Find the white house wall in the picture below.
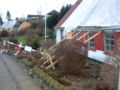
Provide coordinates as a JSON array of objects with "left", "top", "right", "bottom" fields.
[
  {"left": 61, "top": 0, "right": 120, "bottom": 34},
  {"left": 56, "top": 29, "right": 62, "bottom": 43},
  {"left": 88, "top": 50, "right": 109, "bottom": 62}
]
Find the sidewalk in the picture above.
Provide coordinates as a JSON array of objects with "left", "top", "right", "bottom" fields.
[{"left": 0, "top": 54, "right": 42, "bottom": 90}]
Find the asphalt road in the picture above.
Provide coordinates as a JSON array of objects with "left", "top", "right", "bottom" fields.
[{"left": 0, "top": 54, "right": 42, "bottom": 90}]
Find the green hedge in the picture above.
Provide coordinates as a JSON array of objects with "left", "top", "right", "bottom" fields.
[
  {"left": 33, "top": 67, "right": 66, "bottom": 90},
  {"left": 20, "top": 59, "right": 33, "bottom": 68}
]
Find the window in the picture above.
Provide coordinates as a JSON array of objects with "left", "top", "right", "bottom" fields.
[
  {"left": 88, "top": 32, "right": 95, "bottom": 48},
  {"left": 104, "top": 32, "right": 114, "bottom": 51}
]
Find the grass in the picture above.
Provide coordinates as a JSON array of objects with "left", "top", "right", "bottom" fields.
[
  {"left": 17, "top": 36, "right": 27, "bottom": 45},
  {"left": 1, "top": 35, "right": 27, "bottom": 45}
]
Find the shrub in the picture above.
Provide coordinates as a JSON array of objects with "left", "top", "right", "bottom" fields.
[
  {"left": 17, "top": 30, "right": 27, "bottom": 35},
  {"left": 26, "top": 34, "right": 40, "bottom": 49},
  {"left": 55, "top": 39, "right": 88, "bottom": 75},
  {"left": 32, "top": 37, "right": 40, "bottom": 49},
  {"left": 40, "top": 39, "right": 55, "bottom": 49},
  {"left": 0, "top": 38, "right": 2, "bottom": 41},
  {"left": 31, "top": 22, "right": 38, "bottom": 29},
  {"left": 0, "top": 30, "right": 9, "bottom": 37},
  {"left": 95, "top": 64, "right": 117, "bottom": 90}
]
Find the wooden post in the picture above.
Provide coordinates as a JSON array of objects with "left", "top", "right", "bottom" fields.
[
  {"left": 77, "top": 31, "right": 89, "bottom": 40},
  {"left": 84, "top": 31, "right": 101, "bottom": 43},
  {"left": 45, "top": 60, "right": 58, "bottom": 70},
  {"left": 48, "top": 31, "right": 82, "bottom": 51},
  {"left": 42, "top": 55, "right": 55, "bottom": 66},
  {"left": 72, "top": 31, "right": 81, "bottom": 38}
]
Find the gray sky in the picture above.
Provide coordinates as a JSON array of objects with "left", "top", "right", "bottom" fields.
[{"left": 0, "top": 0, "right": 77, "bottom": 20}]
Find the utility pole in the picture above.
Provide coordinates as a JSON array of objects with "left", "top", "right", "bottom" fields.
[{"left": 44, "top": 0, "right": 47, "bottom": 42}]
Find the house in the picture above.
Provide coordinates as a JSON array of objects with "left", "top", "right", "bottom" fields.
[
  {"left": 27, "top": 15, "right": 44, "bottom": 20},
  {"left": 1, "top": 20, "right": 17, "bottom": 32},
  {"left": 18, "top": 21, "right": 31, "bottom": 31},
  {"left": 54, "top": 0, "right": 120, "bottom": 62}
]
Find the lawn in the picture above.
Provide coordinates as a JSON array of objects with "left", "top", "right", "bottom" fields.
[
  {"left": 1, "top": 35, "right": 27, "bottom": 45},
  {"left": 17, "top": 35, "right": 27, "bottom": 45}
]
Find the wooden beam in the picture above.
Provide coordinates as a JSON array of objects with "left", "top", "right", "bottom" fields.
[
  {"left": 77, "top": 31, "right": 89, "bottom": 40},
  {"left": 45, "top": 60, "right": 58, "bottom": 70},
  {"left": 84, "top": 31, "right": 101, "bottom": 43},
  {"left": 72, "top": 31, "right": 81, "bottom": 38},
  {"left": 48, "top": 31, "right": 82, "bottom": 51},
  {"left": 45, "top": 56, "right": 64, "bottom": 70},
  {"left": 47, "top": 53, "right": 55, "bottom": 70},
  {"left": 42, "top": 55, "right": 55, "bottom": 66}
]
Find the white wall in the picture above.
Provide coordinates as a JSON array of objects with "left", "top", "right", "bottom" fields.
[
  {"left": 88, "top": 50, "right": 109, "bottom": 62},
  {"left": 56, "top": 29, "right": 62, "bottom": 43}
]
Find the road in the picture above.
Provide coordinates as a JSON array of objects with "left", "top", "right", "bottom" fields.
[{"left": 0, "top": 54, "right": 42, "bottom": 90}]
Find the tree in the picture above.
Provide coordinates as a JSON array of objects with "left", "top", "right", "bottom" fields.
[
  {"left": 58, "top": 4, "right": 72, "bottom": 20},
  {"left": 47, "top": 11, "right": 59, "bottom": 29},
  {"left": 0, "top": 16, "right": 3, "bottom": 25},
  {"left": 47, "top": 4, "right": 72, "bottom": 29},
  {"left": 46, "top": 4, "right": 72, "bottom": 39},
  {"left": 6, "top": 11, "right": 11, "bottom": 21}
]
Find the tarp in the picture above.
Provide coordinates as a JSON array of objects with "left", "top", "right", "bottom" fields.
[{"left": 61, "top": 0, "right": 120, "bottom": 34}]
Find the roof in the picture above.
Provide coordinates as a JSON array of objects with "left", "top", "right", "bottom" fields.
[
  {"left": 55, "top": 0, "right": 120, "bottom": 31},
  {"left": 54, "top": 0, "right": 83, "bottom": 29},
  {"left": 2, "top": 20, "right": 16, "bottom": 29},
  {"left": 27, "top": 15, "right": 44, "bottom": 20}
]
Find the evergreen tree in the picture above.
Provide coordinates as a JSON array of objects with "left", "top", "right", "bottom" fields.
[
  {"left": 47, "top": 4, "right": 72, "bottom": 29},
  {"left": 59, "top": 4, "right": 72, "bottom": 20},
  {"left": 0, "top": 16, "right": 3, "bottom": 25},
  {"left": 47, "top": 11, "right": 59, "bottom": 29},
  {"left": 6, "top": 11, "right": 11, "bottom": 21},
  {"left": 46, "top": 4, "right": 72, "bottom": 39}
]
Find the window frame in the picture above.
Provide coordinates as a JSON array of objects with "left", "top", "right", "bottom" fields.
[
  {"left": 88, "top": 32, "right": 95, "bottom": 48},
  {"left": 104, "top": 31, "right": 114, "bottom": 51}
]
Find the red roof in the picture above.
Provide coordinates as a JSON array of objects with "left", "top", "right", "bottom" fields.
[{"left": 54, "top": 0, "right": 83, "bottom": 29}]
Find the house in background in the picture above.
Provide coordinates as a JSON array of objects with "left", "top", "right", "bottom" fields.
[
  {"left": 0, "top": 18, "right": 24, "bottom": 32},
  {"left": 54, "top": 0, "right": 120, "bottom": 62},
  {"left": 27, "top": 15, "right": 44, "bottom": 21},
  {"left": 1, "top": 20, "right": 17, "bottom": 32}
]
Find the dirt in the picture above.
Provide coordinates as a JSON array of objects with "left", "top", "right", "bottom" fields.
[{"left": 65, "top": 75, "right": 96, "bottom": 90}]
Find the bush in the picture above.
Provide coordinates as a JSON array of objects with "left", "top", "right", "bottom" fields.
[
  {"left": 55, "top": 39, "right": 88, "bottom": 75},
  {"left": 31, "top": 22, "right": 38, "bottom": 29},
  {"left": 40, "top": 39, "right": 55, "bottom": 49},
  {"left": 0, "top": 30, "right": 9, "bottom": 37},
  {"left": 0, "top": 38, "right": 2, "bottom": 41},
  {"left": 32, "top": 37, "right": 40, "bottom": 49},
  {"left": 26, "top": 34, "right": 40, "bottom": 49},
  {"left": 95, "top": 64, "right": 117, "bottom": 90},
  {"left": 17, "top": 30, "right": 27, "bottom": 35},
  {"left": 9, "top": 31, "right": 16, "bottom": 37}
]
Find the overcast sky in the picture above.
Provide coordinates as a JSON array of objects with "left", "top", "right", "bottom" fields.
[{"left": 0, "top": 0, "right": 77, "bottom": 20}]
